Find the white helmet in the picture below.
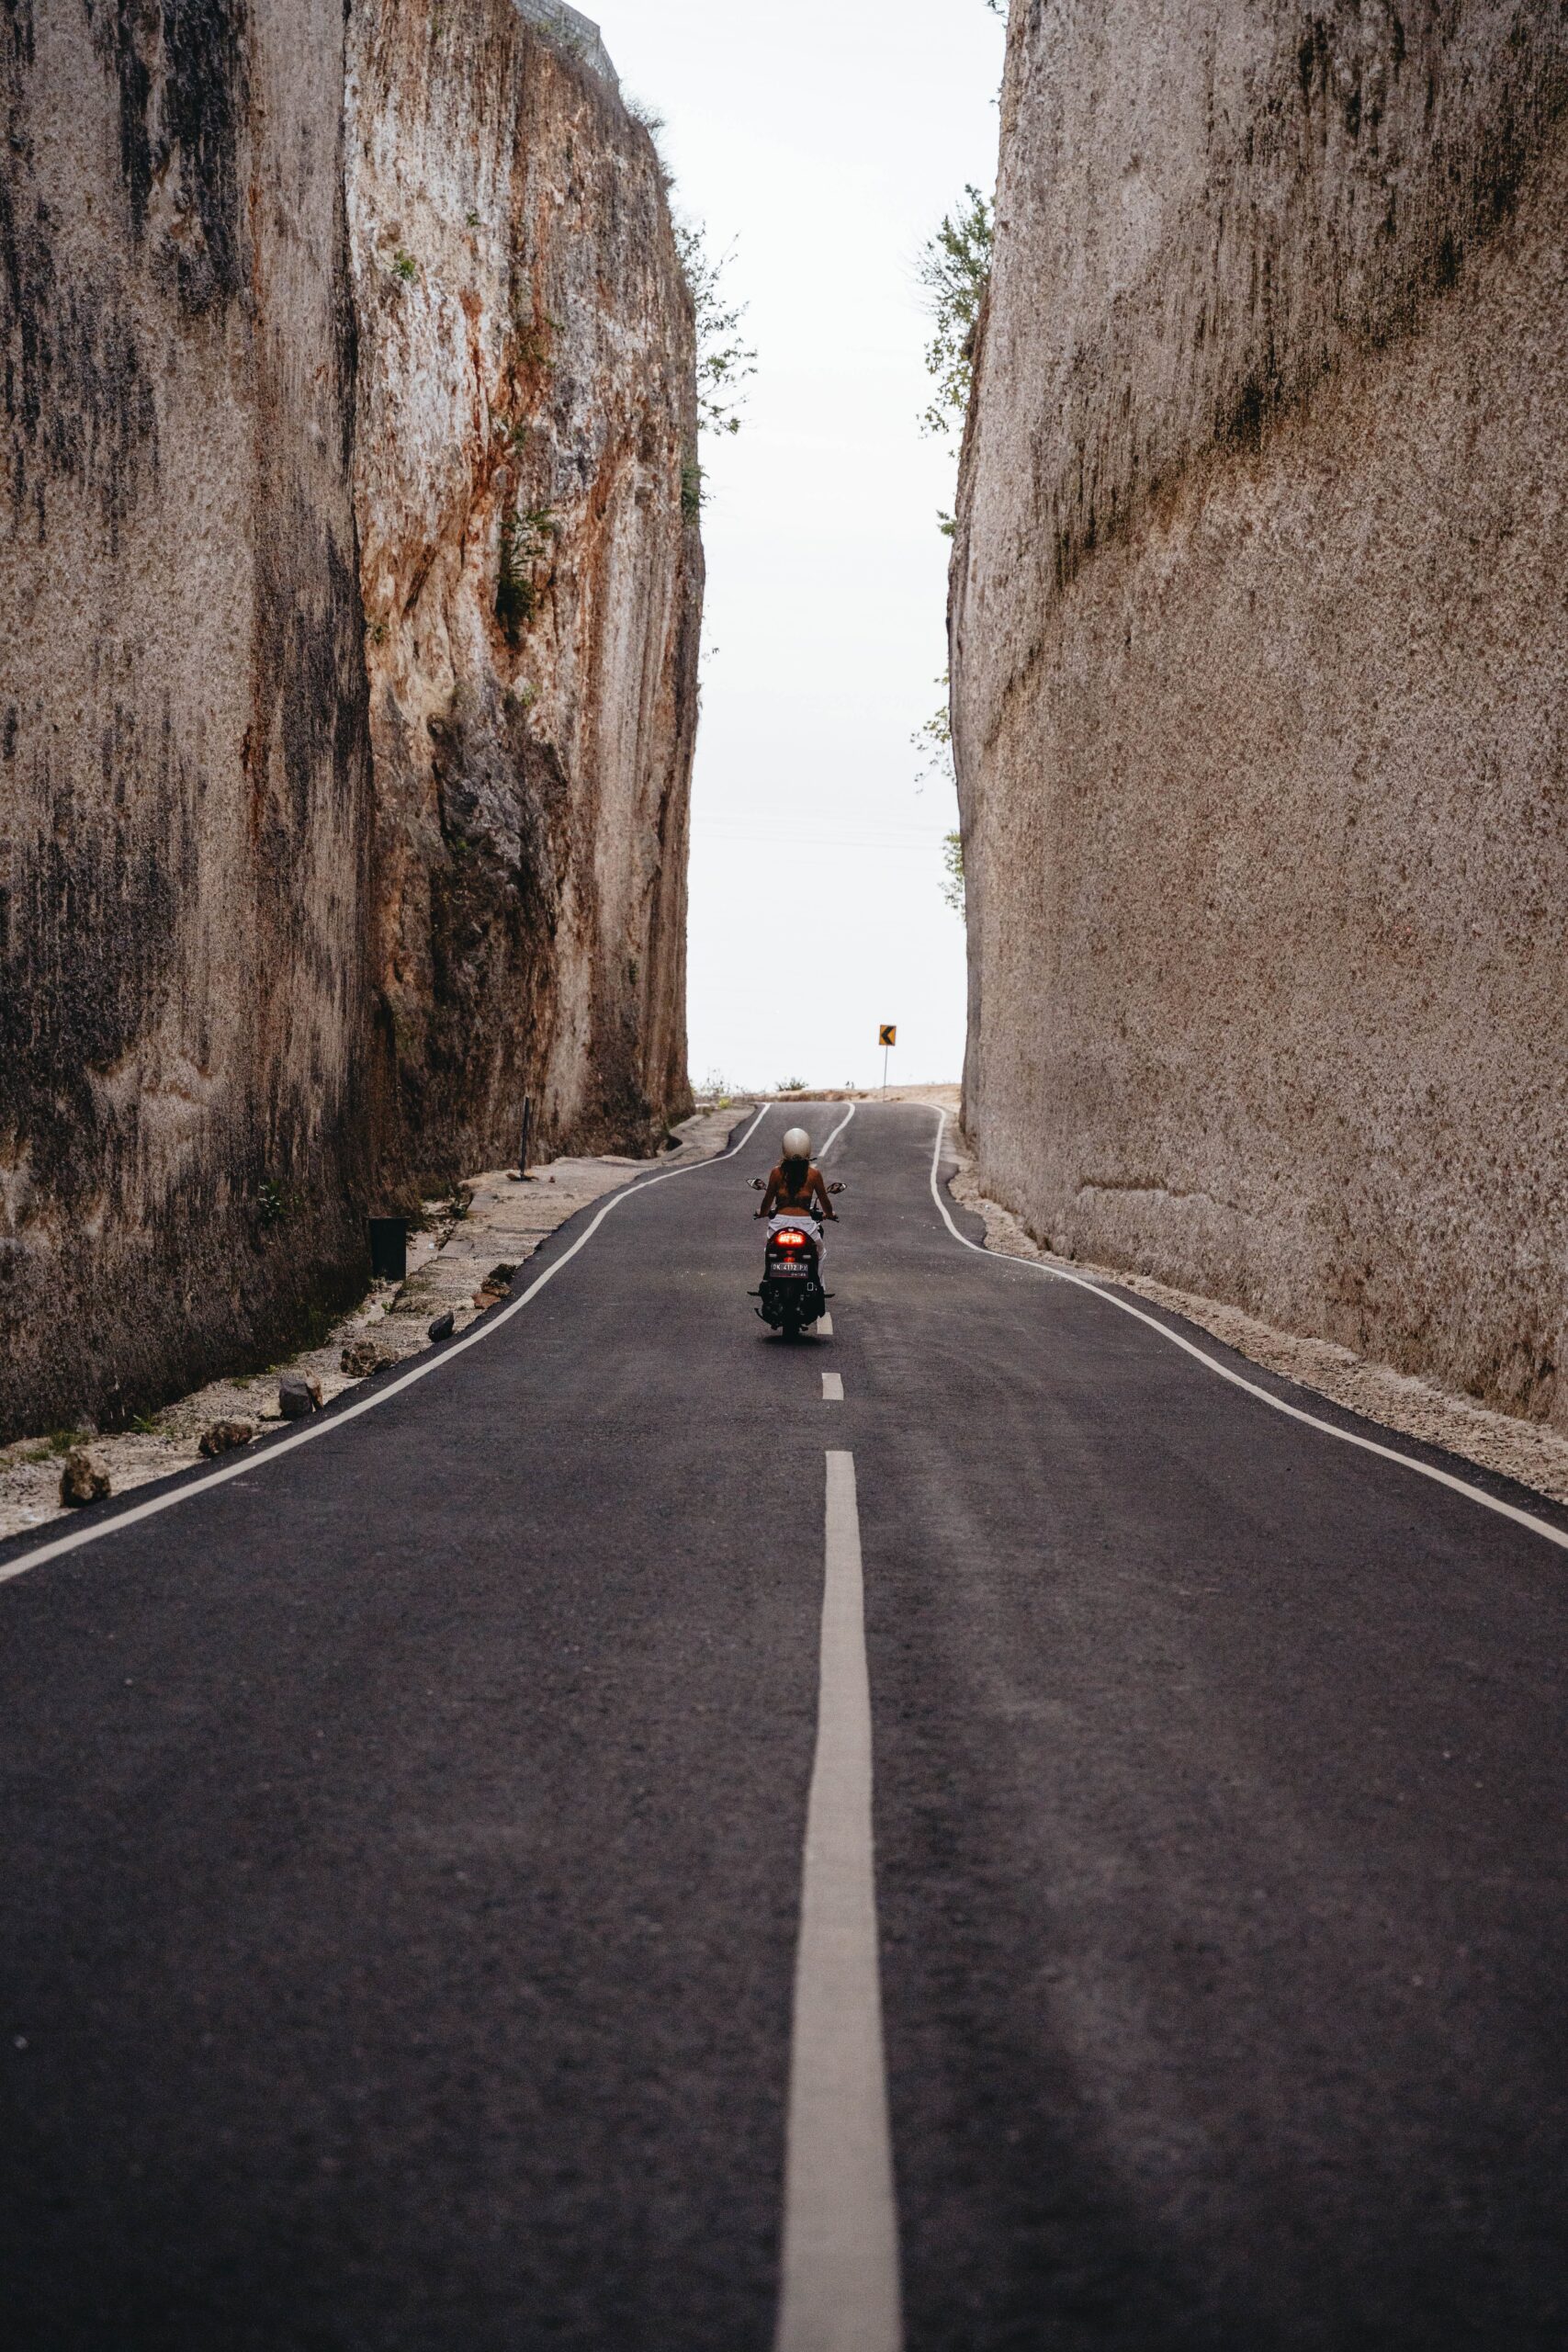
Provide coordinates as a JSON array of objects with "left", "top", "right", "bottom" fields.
[{"left": 783, "top": 1126, "right": 812, "bottom": 1159}]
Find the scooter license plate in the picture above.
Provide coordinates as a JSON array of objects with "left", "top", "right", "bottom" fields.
[{"left": 772, "top": 1263, "right": 807, "bottom": 1278}]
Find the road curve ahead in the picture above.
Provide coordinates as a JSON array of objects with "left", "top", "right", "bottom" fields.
[{"left": 2, "top": 1102, "right": 1565, "bottom": 2351}]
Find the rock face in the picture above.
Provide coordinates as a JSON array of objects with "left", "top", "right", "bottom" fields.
[
  {"left": 0, "top": 0, "right": 373, "bottom": 1444},
  {"left": 0, "top": 0, "right": 699, "bottom": 1443},
  {"left": 953, "top": 1, "right": 1568, "bottom": 1428},
  {"left": 346, "top": 0, "right": 701, "bottom": 1181}
]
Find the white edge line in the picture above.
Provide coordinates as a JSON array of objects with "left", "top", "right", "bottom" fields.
[
  {"left": 927, "top": 1110, "right": 1568, "bottom": 1558},
  {"left": 0, "top": 1104, "right": 776, "bottom": 1587},
  {"left": 818, "top": 1101, "right": 856, "bottom": 1159}
]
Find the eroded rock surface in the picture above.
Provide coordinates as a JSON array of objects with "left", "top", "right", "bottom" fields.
[
  {"left": 0, "top": 0, "right": 700, "bottom": 1442},
  {"left": 346, "top": 0, "right": 701, "bottom": 1182},
  {"left": 953, "top": 1, "right": 1568, "bottom": 1427},
  {"left": 0, "top": 0, "right": 373, "bottom": 1442}
]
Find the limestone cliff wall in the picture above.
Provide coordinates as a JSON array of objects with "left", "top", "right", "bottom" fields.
[
  {"left": 0, "top": 0, "right": 699, "bottom": 1442},
  {"left": 953, "top": 2, "right": 1568, "bottom": 1427},
  {"left": 0, "top": 0, "right": 373, "bottom": 1443},
  {"left": 346, "top": 0, "right": 701, "bottom": 1181}
]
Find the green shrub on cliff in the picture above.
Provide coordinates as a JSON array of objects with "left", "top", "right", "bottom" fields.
[
  {"left": 919, "top": 184, "right": 993, "bottom": 444},
  {"left": 912, "top": 678, "right": 966, "bottom": 917},
  {"left": 942, "top": 831, "right": 965, "bottom": 917},
  {"left": 919, "top": 186, "right": 994, "bottom": 535},
  {"left": 912, "top": 679, "right": 954, "bottom": 792},
  {"left": 675, "top": 219, "right": 756, "bottom": 437}
]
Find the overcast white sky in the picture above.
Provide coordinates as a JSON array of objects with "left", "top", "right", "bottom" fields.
[{"left": 592, "top": 0, "right": 1007, "bottom": 1091}]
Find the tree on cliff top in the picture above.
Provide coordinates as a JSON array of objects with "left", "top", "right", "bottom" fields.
[
  {"left": 625, "top": 93, "right": 755, "bottom": 448},
  {"left": 674, "top": 219, "right": 757, "bottom": 439},
  {"left": 919, "top": 183, "right": 993, "bottom": 447}
]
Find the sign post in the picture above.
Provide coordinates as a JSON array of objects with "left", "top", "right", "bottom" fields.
[
  {"left": 510, "top": 1094, "right": 533, "bottom": 1183},
  {"left": 877, "top": 1024, "right": 897, "bottom": 1098}
]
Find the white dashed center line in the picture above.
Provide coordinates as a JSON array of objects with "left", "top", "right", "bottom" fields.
[
  {"left": 822, "top": 1373, "right": 844, "bottom": 1402},
  {"left": 817, "top": 1313, "right": 833, "bottom": 1336},
  {"left": 774, "top": 1451, "right": 900, "bottom": 2352}
]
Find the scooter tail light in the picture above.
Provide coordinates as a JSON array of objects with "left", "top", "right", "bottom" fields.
[{"left": 773, "top": 1229, "right": 808, "bottom": 1249}]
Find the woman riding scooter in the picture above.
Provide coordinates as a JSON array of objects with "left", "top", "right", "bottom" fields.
[{"left": 757, "top": 1125, "right": 837, "bottom": 1288}]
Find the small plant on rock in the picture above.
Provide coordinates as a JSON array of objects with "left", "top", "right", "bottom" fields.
[
  {"left": 942, "top": 830, "right": 965, "bottom": 917},
  {"left": 24, "top": 1429, "right": 83, "bottom": 1464},
  {"left": 257, "top": 1179, "right": 293, "bottom": 1229},
  {"left": 912, "top": 673, "right": 955, "bottom": 792},
  {"left": 496, "top": 505, "right": 559, "bottom": 645}
]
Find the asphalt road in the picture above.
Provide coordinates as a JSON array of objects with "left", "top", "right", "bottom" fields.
[{"left": 2, "top": 1102, "right": 1565, "bottom": 2351}]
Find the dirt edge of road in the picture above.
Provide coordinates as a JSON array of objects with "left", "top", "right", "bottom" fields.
[
  {"left": 749, "top": 1084, "right": 961, "bottom": 1109},
  {"left": 0, "top": 1105, "right": 746, "bottom": 1544},
  {"left": 948, "top": 1147, "right": 1568, "bottom": 1511}
]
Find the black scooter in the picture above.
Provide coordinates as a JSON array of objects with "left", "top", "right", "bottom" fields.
[{"left": 748, "top": 1177, "right": 846, "bottom": 1338}]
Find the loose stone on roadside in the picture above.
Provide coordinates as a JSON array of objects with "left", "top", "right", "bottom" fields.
[
  {"left": 59, "top": 1451, "right": 110, "bottom": 1507},
  {"left": 198, "top": 1419, "right": 254, "bottom": 1457},
  {"left": 0, "top": 1105, "right": 744, "bottom": 1545},
  {"left": 278, "top": 1374, "right": 323, "bottom": 1420},
  {"left": 340, "top": 1340, "right": 396, "bottom": 1379},
  {"left": 472, "top": 1261, "right": 518, "bottom": 1312}
]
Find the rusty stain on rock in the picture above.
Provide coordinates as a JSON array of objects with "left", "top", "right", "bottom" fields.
[{"left": 0, "top": 0, "right": 700, "bottom": 1442}]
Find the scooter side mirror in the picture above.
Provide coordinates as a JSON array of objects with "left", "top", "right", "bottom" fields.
[
  {"left": 828, "top": 1182, "right": 846, "bottom": 1194},
  {"left": 749, "top": 1176, "right": 766, "bottom": 1190}
]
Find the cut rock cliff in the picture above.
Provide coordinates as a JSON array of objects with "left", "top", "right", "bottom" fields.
[
  {"left": 0, "top": 0, "right": 700, "bottom": 1442},
  {"left": 953, "top": 0, "right": 1568, "bottom": 1433}
]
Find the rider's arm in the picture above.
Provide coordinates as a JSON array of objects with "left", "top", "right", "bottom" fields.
[
  {"left": 812, "top": 1168, "right": 836, "bottom": 1219},
  {"left": 758, "top": 1166, "right": 782, "bottom": 1217}
]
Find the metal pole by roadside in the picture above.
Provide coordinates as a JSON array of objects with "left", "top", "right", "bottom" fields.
[
  {"left": 877, "top": 1024, "right": 895, "bottom": 1099},
  {"left": 511, "top": 1095, "right": 533, "bottom": 1182}
]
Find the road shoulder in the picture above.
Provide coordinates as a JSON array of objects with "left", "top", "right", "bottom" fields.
[
  {"left": 0, "top": 1106, "right": 746, "bottom": 1544},
  {"left": 947, "top": 1147, "right": 1568, "bottom": 1512}
]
